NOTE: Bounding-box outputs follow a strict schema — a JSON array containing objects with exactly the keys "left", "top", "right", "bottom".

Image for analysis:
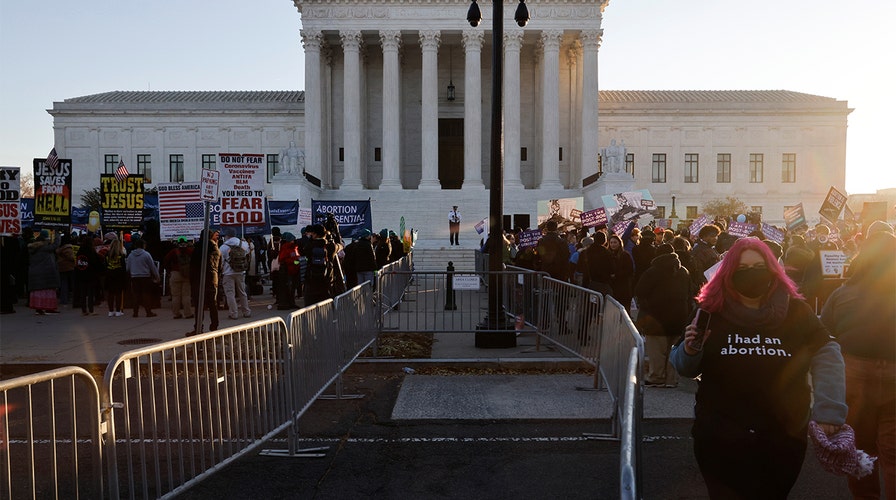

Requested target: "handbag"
[{"left": 270, "top": 258, "right": 281, "bottom": 272}]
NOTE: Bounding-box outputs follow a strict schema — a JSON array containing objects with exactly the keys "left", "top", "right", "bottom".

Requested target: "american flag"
[
  {"left": 159, "top": 186, "right": 204, "bottom": 219},
  {"left": 46, "top": 148, "right": 59, "bottom": 169},
  {"left": 115, "top": 159, "right": 130, "bottom": 182}
]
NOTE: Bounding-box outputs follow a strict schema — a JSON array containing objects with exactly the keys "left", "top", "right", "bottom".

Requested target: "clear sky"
[{"left": 2, "top": 0, "right": 894, "bottom": 194}]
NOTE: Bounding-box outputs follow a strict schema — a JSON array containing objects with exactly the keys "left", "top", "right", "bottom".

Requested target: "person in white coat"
[{"left": 220, "top": 229, "right": 251, "bottom": 320}]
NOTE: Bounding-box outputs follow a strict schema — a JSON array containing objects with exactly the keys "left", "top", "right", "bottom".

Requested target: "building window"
[
  {"left": 751, "top": 206, "right": 763, "bottom": 215},
  {"left": 716, "top": 153, "right": 731, "bottom": 183},
  {"left": 169, "top": 154, "right": 184, "bottom": 182},
  {"left": 655, "top": 206, "right": 666, "bottom": 219},
  {"left": 684, "top": 153, "right": 699, "bottom": 183},
  {"left": 686, "top": 206, "right": 698, "bottom": 220},
  {"left": 782, "top": 153, "right": 796, "bottom": 183},
  {"left": 559, "top": 147, "right": 563, "bottom": 162},
  {"left": 104, "top": 154, "right": 119, "bottom": 174},
  {"left": 136, "top": 154, "right": 152, "bottom": 183},
  {"left": 521, "top": 147, "right": 528, "bottom": 162},
  {"left": 267, "top": 154, "right": 278, "bottom": 183},
  {"left": 625, "top": 153, "right": 634, "bottom": 175},
  {"left": 339, "top": 148, "right": 344, "bottom": 162},
  {"left": 374, "top": 148, "right": 382, "bottom": 162},
  {"left": 651, "top": 154, "right": 666, "bottom": 183},
  {"left": 749, "top": 153, "right": 764, "bottom": 183},
  {"left": 201, "top": 154, "right": 216, "bottom": 171}
]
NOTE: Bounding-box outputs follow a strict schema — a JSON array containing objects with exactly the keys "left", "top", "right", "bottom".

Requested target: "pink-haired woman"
[{"left": 671, "top": 237, "right": 847, "bottom": 498}]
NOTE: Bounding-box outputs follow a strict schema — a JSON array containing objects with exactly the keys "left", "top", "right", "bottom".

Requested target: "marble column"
[
  {"left": 462, "top": 29, "right": 484, "bottom": 189},
  {"left": 503, "top": 30, "right": 524, "bottom": 190},
  {"left": 379, "top": 30, "right": 402, "bottom": 189},
  {"left": 580, "top": 29, "right": 602, "bottom": 183},
  {"left": 418, "top": 30, "right": 441, "bottom": 189},
  {"left": 340, "top": 30, "right": 363, "bottom": 189},
  {"left": 301, "top": 29, "right": 323, "bottom": 182},
  {"left": 539, "top": 30, "right": 563, "bottom": 189}
]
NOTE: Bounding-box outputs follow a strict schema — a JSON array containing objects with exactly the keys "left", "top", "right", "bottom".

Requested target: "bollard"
[{"left": 444, "top": 261, "right": 457, "bottom": 310}]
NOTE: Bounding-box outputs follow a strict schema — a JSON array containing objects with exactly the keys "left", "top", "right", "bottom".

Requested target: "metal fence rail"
[
  {"left": 101, "top": 317, "right": 293, "bottom": 499},
  {"left": 536, "top": 277, "right": 605, "bottom": 383},
  {"left": 619, "top": 346, "right": 642, "bottom": 500},
  {"left": 377, "top": 270, "right": 544, "bottom": 334},
  {"left": 1, "top": 366, "right": 104, "bottom": 499}
]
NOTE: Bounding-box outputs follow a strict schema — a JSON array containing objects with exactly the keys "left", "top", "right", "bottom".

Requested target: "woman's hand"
[{"left": 683, "top": 321, "right": 710, "bottom": 356}]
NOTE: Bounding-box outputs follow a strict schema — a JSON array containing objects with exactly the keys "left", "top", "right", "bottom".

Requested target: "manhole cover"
[{"left": 118, "top": 338, "right": 163, "bottom": 345}]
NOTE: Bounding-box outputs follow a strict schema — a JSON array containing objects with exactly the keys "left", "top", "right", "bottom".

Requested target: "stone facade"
[{"left": 47, "top": 1, "right": 852, "bottom": 237}]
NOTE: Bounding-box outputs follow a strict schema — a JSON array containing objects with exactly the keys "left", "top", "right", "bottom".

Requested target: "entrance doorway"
[{"left": 438, "top": 118, "right": 464, "bottom": 189}]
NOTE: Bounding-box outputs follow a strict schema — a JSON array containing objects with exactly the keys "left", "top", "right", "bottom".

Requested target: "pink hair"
[{"left": 697, "top": 237, "right": 803, "bottom": 313}]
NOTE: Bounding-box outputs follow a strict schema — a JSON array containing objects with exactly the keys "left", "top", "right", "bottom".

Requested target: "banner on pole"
[
  {"left": 0, "top": 167, "right": 21, "bottom": 236},
  {"left": 100, "top": 174, "right": 144, "bottom": 229},
  {"left": 219, "top": 153, "right": 265, "bottom": 226},
  {"left": 311, "top": 199, "right": 372, "bottom": 239},
  {"left": 33, "top": 157, "right": 73, "bottom": 230}
]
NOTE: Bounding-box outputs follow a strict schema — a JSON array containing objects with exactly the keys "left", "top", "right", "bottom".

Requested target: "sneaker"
[
  {"left": 108, "top": 312, "right": 115, "bottom": 317},
  {"left": 89, "top": 311, "right": 99, "bottom": 316},
  {"left": 663, "top": 383, "right": 679, "bottom": 389},
  {"left": 228, "top": 314, "right": 239, "bottom": 320},
  {"left": 44, "top": 310, "right": 59, "bottom": 315},
  {"left": 115, "top": 311, "right": 124, "bottom": 317},
  {"left": 183, "top": 314, "right": 194, "bottom": 319},
  {"left": 146, "top": 312, "right": 157, "bottom": 318},
  {"left": 242, "top": 313, "right": 252, "bottom": 318},
  {"left": 35, "top": 310, "right": 46, "bottom": 315}
]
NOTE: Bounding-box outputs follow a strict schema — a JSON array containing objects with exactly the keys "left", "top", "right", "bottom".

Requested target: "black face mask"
[{"left": 732, "top": 268, "right": 772, "bottom": 298}]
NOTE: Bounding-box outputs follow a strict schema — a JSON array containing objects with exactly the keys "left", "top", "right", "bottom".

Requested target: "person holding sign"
[{"left": 671, "top": 237, "right": 847, "bottom": 498}]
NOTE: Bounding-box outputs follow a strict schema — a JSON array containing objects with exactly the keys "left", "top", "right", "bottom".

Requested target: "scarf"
[{"left": 718, "top": 285, "right": 790, "bottom": 329}]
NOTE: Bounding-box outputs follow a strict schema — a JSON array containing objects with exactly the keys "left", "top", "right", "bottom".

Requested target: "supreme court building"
[{"left": 49, "top": 0, "right": 851, "bottom": 237}]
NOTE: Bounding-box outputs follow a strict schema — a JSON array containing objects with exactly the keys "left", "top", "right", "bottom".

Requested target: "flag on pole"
[
  {"left": 115, "top": 159, "right": 130, "bottom": 182},
  {"left": 46, "top": 148, "right": 59, "bottom": 169}
]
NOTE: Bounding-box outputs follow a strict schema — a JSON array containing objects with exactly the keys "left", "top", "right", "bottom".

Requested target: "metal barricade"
[
  {"left": 377, "top": 269, "right": 542, "bottom": 334},
  {"left": 1, "top": 367, "right": 104, "bottom": 499},
  {"left": 101, "top": 317, "right": 292, "bottom": 499},
  {"left": 376, "top": 256, "right": 414, "bottom": 314},
  {"left": 537, "top": 277, "right": 605, "bottom": 383},
  {"left": 619, "top": 347, "right": 642, "bottom": 500}
]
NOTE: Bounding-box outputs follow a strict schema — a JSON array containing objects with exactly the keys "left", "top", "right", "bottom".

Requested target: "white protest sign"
[
  {"left": 819, "top": 250, "right": 848, "bottom": 278},
  {"left": 200, "top": 168, "right": 220, "bottom": 201},
  {"left": 219, "top": 153, "right": 265, "bottom": 226}
]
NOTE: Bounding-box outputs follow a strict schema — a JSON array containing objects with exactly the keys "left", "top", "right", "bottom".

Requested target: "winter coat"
[
  {"left": 580, "top": 244, "right": 613, "bottom": 294},
  {"left": 27, "top": 238, "right": 60, "bottom": 291},
  {"left": 608, "top": 248, "right": 634, "bottom": 304},
  {"left": 690, "top": 240, "right": 720, "bottom": 285},
  {"left": 535, "top": 232, "right": 570, "bottom": 281},
  {"left": 126, "top": 248, "right": 160, "bottom": 281},
  {"left": 635, "top": 252, "right": 692, "bottom": 336},
  {"left": 55, "top": 244, "right": 76, "bottom": 273}
]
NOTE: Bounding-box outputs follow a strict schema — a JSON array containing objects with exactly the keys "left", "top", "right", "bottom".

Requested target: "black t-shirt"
[{"left": 694, "top": 299, "right": 831, "bottom": 438}]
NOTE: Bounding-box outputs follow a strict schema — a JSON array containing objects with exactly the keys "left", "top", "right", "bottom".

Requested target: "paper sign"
[
  {"left": 819, "top": 250, "right": 848, "bottom": 278},
  {"left": 452, "top": 274, "right": 481, "bottom": 290}
]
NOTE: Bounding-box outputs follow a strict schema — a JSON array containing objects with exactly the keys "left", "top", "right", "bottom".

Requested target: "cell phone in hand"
[{"left": 688, "top": 308, "right": 711, "bottom": 351}]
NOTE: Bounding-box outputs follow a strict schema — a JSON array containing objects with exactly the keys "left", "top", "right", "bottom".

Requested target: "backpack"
[
  {"left": 308, "top": 241, "right": 332, "bottom": 280},
  {"left": 227, "top": 243, "right": 248, "bottom": 273},
  {"left": 175, "top": 249, "right": 191, "bottom": 276}
]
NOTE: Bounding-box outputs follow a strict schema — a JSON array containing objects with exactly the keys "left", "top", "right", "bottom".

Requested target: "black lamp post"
[{"left": 467, "top": 0, "right": 529, "bottom": 348}]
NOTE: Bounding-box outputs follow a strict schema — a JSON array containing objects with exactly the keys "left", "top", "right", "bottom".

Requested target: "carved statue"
[
  {"left": 278, "top": 141, "right": 305, "bottom": 175},
  {"left": 601, "top": 138, "right": 626, "bottom": 174}
]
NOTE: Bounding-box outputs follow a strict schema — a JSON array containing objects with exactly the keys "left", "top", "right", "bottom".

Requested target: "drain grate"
[{"left": 118, "top": 338, "right": 163, "bottom": 345}]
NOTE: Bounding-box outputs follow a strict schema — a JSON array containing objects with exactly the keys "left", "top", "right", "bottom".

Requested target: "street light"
[
  {"left": 670, "top": 194, "right": 679, "bottom": 231},
  {"left": 467, "top": 0, "right": 530, "bottom": 348}
]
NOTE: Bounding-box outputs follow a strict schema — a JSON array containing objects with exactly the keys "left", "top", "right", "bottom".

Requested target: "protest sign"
[
  {"left": 100, "top": 174, "right": 144, "bottom": 228},
  {"left": 0, "top": 167, "right": 21, "bottom": 236},
  {"left": 157, "top": 182, "right": 204, "bottom": 240},
  {"left": 689, "top": 214, "right": 709, "bottom": 236},
  {"left": 311, "top": 199, "right": 372, "bottom": 239},
  {"left": 819, "top": 250, "right": 848, "bottom": 278},
  {"left": 784, "top": 203, "right": 807, "bottom": 232},
  {"left": 33, "top": 158, "right": 72, "bottom": 230},
  {"left": 761, "top": 223, "right": 785, "bottom": 245},
  {"left": 219, "top": 153, "right": 265, "bottom": 226},
  {"left": 518, "top": 229, "right": 541, "bottom": 249},
  {"left": 537, "top": 197, "right": 584, "bottom": 226},
  {"left": 474, "top": 218, "right": 487, "bottom": 235},
  {"left": 726, "top": 221, "right": 756, "bottom": 238},
  {"left": 601, "top": 190, "right": 657, "bottom": 226},
  {"left": 819, "top": 186, "right": 847, "bottom": 223},
  {"left": 269, "top": 200, "right": 299, "bottom": 226},
  {"left": 580, "top": 207, "right": 607, "bottom": 228}
]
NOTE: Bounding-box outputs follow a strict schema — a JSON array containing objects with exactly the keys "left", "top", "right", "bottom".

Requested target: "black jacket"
[{"left": 635, "top": 252, "right": 692, "bottom": 336}]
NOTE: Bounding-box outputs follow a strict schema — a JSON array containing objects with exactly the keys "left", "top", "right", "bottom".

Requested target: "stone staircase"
[{"left": 410, "top": 244, "right": 478, "bottom": 272}]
